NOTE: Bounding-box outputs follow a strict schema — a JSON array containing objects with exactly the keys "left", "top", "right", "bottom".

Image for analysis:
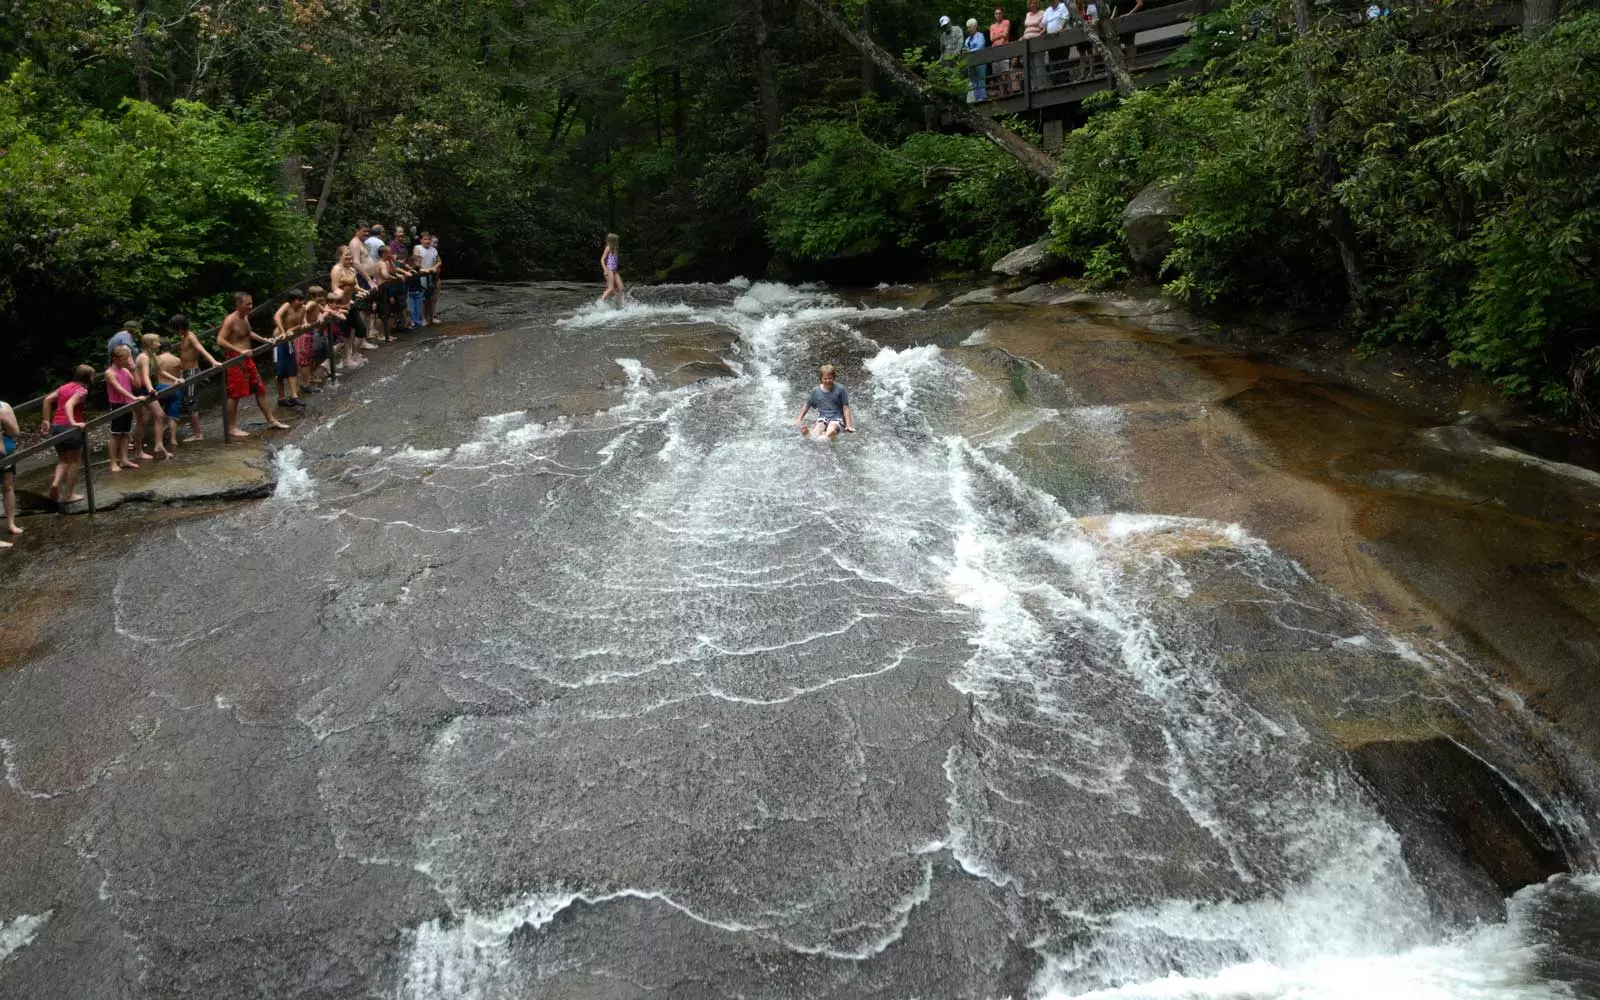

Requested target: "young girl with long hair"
[{"left": 600, "top": 233, "right": 624, "bottom": 306}]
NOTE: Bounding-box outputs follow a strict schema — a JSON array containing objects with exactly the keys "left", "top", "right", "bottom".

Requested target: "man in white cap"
[{"left": 939, "top": 15, "right": 965, "bottom": 61}]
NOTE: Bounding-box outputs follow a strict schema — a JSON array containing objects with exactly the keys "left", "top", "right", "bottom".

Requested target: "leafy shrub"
[
  {"left": 1045, "top": 4, "right": 1600, "bottom": 416},
  {"left": 1, "top": 74, "right": 311, "bottom": 395},
  {"left": 756, "top": 107, "right": 1045, "bottom": 272}
]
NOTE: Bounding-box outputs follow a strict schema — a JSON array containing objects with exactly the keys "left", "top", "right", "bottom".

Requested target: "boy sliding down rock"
[{"left": 796, "top": 364, "right": 855, "bottom": 440}]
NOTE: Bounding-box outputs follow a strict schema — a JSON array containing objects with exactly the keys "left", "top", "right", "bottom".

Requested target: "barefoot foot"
[
  {"left": 228, "top": 429, "right": 251, "bottom": 439},
  {"left": 7, "top": 524, "right": 22, "bottom": 536},
  {"left": 267, "top": 421, "right": 291, "bottom": 431}
]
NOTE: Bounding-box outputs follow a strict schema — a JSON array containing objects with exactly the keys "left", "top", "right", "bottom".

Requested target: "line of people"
[
  {"left": 940, "top": 0, "right": 1145, "bottom": 100},
  {"left": 2, "top": 224, "right": 445, "bottom": 542}
]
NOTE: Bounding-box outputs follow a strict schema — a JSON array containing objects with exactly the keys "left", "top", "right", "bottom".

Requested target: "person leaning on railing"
[
  {"left": 418, "top": 232, "right": 442, "bottom": 327},
  {"left": 173, "top": 313, "right": 220, "bottom": 444},
  {"left": 0, "top": 400, "right": 22, "bottom": 547},
  {"left": 39, "top": 366, "right": 93, "bottom": 506}
]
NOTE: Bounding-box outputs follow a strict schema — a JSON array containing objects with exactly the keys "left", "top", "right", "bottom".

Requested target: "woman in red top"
[{"left": 39, "top": 364, "right": 94, "bottom": 505}]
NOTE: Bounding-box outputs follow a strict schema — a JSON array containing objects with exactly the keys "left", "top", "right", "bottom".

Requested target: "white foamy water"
[
  {"left": 1041, "top": 876, "right": 1593, "bottom": 1000},
  {"left": 270, "top": 444, "right": 313, "bottom": 501},
  {"left": 79, "top": 282, "right": 1590, "bottom": 999},
  {"left": 383, "top": 287, "right": 1600, "bottom": 1000},
  {"left": 0, "top": 912, "right": 49, "bottom": 963}
]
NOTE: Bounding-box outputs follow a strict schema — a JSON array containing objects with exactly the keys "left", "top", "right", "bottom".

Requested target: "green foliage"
[
  {"left": 1048, "top": 4, "right": 1600, "bottom": 416},
  {"left": 757, "top": 108, "right": 1045, "bottom": 272},
  {"left": 0, "top": 77, "right": 311, "bottom": 393}
]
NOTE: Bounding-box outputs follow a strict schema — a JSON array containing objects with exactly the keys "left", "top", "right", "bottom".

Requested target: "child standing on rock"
[
  {"left": 153, "top": 338, "right": 186, "bottom": 455},
  {"left": 136, "top": 332, "right": 171, "bottom": 461},
  {"left": 172, "top": 314, "right": 219, "bottom": 443},
  {"left": 41, "top": 366, "right": 93, "bottom": 505},
  {"left": 106, "top": 344, "right": 142, "bottom": 471},
  {"left": 600, "top": 233, "right": 624, "bottom": 306},
  {"left": 0, "top": 401, "right": 22, "bottom": 547}
]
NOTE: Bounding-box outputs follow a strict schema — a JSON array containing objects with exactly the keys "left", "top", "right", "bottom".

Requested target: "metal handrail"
[
  {"left": 6, "top": 282, "right": 413, "bottom": 512},
  {"left": 5, "top": 271, "right": 418, "bottom": 419}
]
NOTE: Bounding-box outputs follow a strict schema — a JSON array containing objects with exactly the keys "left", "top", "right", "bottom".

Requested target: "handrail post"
[
  {"left": 80, "top": 428, "right": 96, "bottom": 514},
  {"left": 1023, "top": 37, "right": 1033, "bottom": 106}
]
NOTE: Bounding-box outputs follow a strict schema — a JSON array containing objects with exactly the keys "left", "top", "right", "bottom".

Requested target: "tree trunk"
[
  {"left": 1290, "top": 0, "right": 1366, "bottom": 314},
  {"left": 312, "top": 130, "right": 344, "bottom": 230},
  {"left": 860, "top": 1, "right": 875, "bottom": 96},
  {"left": 1522, "top": 0, "right": 1562, "bottom": 30},
  {"left": 132, "top": 0, "right": 153, "bottom": 102},
  {"left": 795, "top": 0, "right": 1062, "bottom": 187},
  {"left": 672, "top": 68, "right": 687, "bottom": 156},
  {"left": 754, "top": 0, "right": 782, "bottom": 149},
  {"left": 1082, "top": 14, "right": 1137, "bottom": 96}
]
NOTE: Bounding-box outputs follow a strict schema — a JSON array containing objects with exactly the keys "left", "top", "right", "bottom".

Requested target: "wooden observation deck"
[{"left": 963, "top": 1, "right": 1199, "bottom": 113}]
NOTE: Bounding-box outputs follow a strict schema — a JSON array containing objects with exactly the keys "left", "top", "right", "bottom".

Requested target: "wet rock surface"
[{"left": 2, "top": 281, "right": 1598, "bottom": 999}]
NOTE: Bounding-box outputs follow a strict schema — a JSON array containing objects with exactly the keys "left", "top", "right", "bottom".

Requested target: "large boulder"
[
  {"left": 1121, "top": 181, "right": 1184, "bottom": 276},
  {"left": 991, "top": 239, "right": 1060, "bottom": 279}
]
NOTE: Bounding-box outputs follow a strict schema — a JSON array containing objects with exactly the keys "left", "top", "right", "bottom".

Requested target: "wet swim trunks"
[
  {"left": 274, "top": 341, "right": 297, "bottom": 379},
  {"left": 156, "top": 384, "right": 182, "bottom": 420},
  {"left": 224, "top": 351, "right": 265, "bottom": 401},
  {"left": 181, "top": 368, "right": 201, "bottom": 415}
]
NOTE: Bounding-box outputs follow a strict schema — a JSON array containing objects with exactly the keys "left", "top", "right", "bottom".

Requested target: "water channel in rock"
[{"left": 1, "top": 281, "right": 1598, "bottom": 999}]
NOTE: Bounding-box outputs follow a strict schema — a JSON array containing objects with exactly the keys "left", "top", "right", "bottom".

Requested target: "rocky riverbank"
[{"left": 922, "top": 279, "right": 1600, "bottom": 900}]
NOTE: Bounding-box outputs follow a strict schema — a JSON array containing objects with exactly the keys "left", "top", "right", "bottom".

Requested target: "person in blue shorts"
[
  {"left": 0, "top": 400, "right": 21, "bottom": 547},
  {"left": 796, "top": 364, "right": 856, "bottom": 440}
]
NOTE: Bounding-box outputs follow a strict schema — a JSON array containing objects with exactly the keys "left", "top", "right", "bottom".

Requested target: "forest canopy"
[{"left": 2, "top": 0, "right": 1598, "bottom": 416}]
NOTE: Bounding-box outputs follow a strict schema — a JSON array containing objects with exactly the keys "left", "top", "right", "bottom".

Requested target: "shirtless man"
[
  {"left": 272, "top": 290, "right": 307, "bottom": 408},
  {"left": 348, "top": 223, "right": 374, "bottom": 279},
  {"left": 172, "top": 313, "right": 220, "bottom": 441},
  {"left": 217, "top": 292, "right": 289, "bottom": 440}
]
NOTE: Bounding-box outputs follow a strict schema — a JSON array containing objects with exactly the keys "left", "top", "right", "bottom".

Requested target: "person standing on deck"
[
  {"left": 1043, "top": 0, "right": 1072, "bottom": 84},
  {"left": 939, "top": 16, "right": 965, "bottom": 62},
  {"left": 796, "top": 365, "right": 856, "bottom": 440},
  {"left": 964, "top": 19, "right": 988, "bottom": 101}
]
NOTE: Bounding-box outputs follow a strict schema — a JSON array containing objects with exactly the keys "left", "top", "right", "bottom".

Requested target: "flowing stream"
[{"left": 2, "top": 281, "right": 1598, "bottom": 999}]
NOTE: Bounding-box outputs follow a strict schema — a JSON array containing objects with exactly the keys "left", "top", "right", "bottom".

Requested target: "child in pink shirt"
[
  {"left": 106, "top": 344, "right": 141, "bottom": 472},
  {"left": 40, "top": 365, "right": 93, "bottom": 505}
]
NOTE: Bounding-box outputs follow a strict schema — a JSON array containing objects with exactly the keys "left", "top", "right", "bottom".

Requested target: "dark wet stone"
[
  {"left": 991, "top": 240, "right": 1061, "bottom": 279},
  {"left": 1122, "top": 182, "right": 1183, "bottom": 275},
  {"left": 1350, "top": 737, "right": 1568, "bottom": 918}
]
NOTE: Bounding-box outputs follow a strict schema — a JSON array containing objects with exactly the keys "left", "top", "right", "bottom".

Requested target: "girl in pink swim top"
[{"left": 599, "top": 232, "right": 625, "bottom": 306}]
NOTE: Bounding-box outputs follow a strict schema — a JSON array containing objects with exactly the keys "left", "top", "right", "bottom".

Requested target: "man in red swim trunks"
[{"left": 217, "top": 292, "right": 290, "bottom": 440}]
